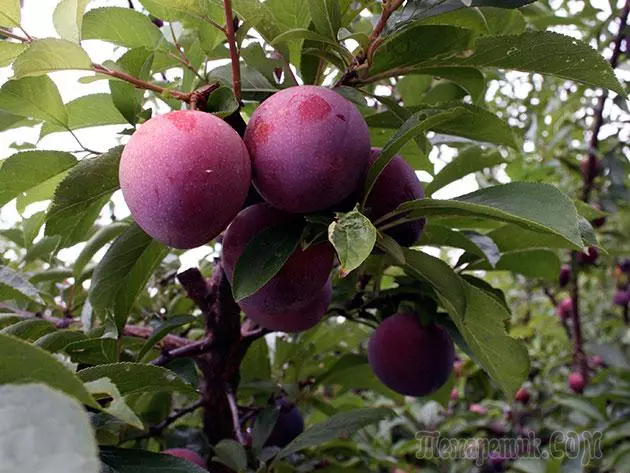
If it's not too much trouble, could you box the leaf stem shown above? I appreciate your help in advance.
[223,0,241,102]
[0,26,31,42]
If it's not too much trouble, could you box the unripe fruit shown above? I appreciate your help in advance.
[120,111,251,249]
[469,403,488,415]
[577,247,599,265]
[163,448,205,468]
[367,313,455,397]
[244,85,370,213]
[364,148,426,247]
[265,399,304,448]
[244,280,332,333]
[556,297,573,321]
[613,289,630,307]
[559,264,571,287]
[514,387,530,404]
[222,203,334,315]
[568,371,586,393]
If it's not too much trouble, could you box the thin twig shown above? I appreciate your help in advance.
[151,336,215,366]
[0,26,30,42]
[134,400,205,440]
[168,23,205,82]
[226,387,246,444]
[222,0,241,102]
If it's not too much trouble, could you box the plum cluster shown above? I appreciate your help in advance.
[120,85,438,395]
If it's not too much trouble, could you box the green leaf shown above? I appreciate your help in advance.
[272,28,349,61]
[89,223,168,330]
[396,183,584,250]
[251,405,280,453]
[402,249,467,321]
[12,38,92,78]
[205,86,239,119]
[82,7,163,49]
[450,281,529,398]
[366,103,518,149]
[100,447,207,473]
[53,0,91,43]
[22,210,46,247]
[213,440,248,472]
[362,108,464,207]
[419,224,500,266]
[137,0,208,21]
[328,209,376,277]
[0,76,67,127]
[40,93,126,138]
[0,150,76,208]
[0,0,21,27]
[45,146,123,248]
[466,249,561,281]
[555,397,606,421]
[109,48,154,126]
[0,319,55,341]
[0,333,97,406]
[370,25,477,76]
[232,219,304,302]
[273,408,394,462]
[426,147,505,195]
[34,331,88,352]
[73,222,129,278]
[136,315,196,362]
[308,0,341,40]
[64,338,118,365]
[78,362,195,396]
[0,41,27,67]
[0,384,100,473]
[84,378,144,428]
[266,0,311,67]
[0,265,44,304]
[413,67,487,103]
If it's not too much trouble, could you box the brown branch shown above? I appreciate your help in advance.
[569,252,589,378]
[150,336,215,366]
[0,26,31,43]
[123,325,191,351]
[336,0,404,86]
[226,387,246,444]
[223,0,241,102]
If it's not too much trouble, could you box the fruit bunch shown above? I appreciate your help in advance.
[120,85,452,397]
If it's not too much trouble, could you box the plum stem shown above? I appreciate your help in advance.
[223,0,242,102]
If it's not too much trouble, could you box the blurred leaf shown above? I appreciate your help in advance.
[100,447,207,473]
[252,405,280,454]
[420,224,500,266]
[73,222,129,278]
[89,223,168,330]
[82,7,163,49]
[328,209,376,277]
[34,331,88,353]
[136,315,197,362]
[0,333,96,406]
[213,440,248,472]
[45,146,122,248]
[0,150,76,208]
[40,93,127,137]
[84,377,144,428]
[0,384,100,473]
[0,265,44,304]
[78,363,195,396]
[12,38,92,78]
[466,249,561,281]
[426,147,505,195]
[273,408,395,462]
[0,0,21,27]
[240,338,271,384]
[0,319,55,341]
[109,48,154,126]
[0,41,27,67]
[53,0,91,43]
[308,0,341,40]
[555,397,606,421]
[0,76,67,126]
[232,219,304,302]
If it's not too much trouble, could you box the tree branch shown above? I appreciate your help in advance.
[226,387,246,444]
[0,26,31,43]
[134,400,205,440]
[223,0,241,102]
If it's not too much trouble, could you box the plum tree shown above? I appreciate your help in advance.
[578,247,599,265]
[120,110,251,249]
[568,371,586,393]
[244,86,370,213]
[364,148,426,247]
[243,280,332,333]
[265,399,305,448]
[556,297,573,321]
[222,203,334,315]
[514,387,530,404]
[559,264,571,287]
[367,312,454,397]
[163,448,206,468]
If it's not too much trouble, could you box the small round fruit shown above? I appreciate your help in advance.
[469,403,488,415]
[568,371,586,393]
[578,247,599,265]
[265,399,304,448]
[120,110,251,249]
[163,448,205,468]
[367,313,455,397]
[244,86,370,213]
[613,289,630,307]
[556,297,573,321]
[589,355,604,369]
[222,203,334,314]
[591,204,606,228]
[364,148,426,247]
[244,280,332,333]
[515,387,530,404]
[559,264,571,288]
